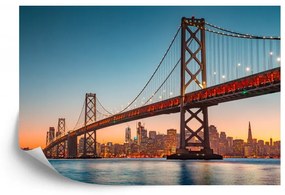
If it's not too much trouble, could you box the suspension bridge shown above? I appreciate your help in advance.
[43,17,280,159]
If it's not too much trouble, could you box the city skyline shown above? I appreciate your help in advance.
[88,120,280,146]
[66,120,279,158]
[19,6,280,149]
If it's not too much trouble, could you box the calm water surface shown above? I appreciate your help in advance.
[49,158,280,185]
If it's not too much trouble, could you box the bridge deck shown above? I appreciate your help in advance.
[43,67,280,152]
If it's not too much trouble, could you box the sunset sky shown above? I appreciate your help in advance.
[19,6,280,149]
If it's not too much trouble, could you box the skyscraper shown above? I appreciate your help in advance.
[247,121,253,145]
[209,125,219,154]
[233,139,244,156]
[125,126,131,143]
[166,129,177,154]
[219,131,227,155]
[137,122,145,145]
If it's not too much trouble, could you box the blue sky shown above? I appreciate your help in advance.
[19,6,280,147]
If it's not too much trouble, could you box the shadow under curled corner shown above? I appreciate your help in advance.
[14,115,79,185]
[15,114,159,189]
[12,115,190,188]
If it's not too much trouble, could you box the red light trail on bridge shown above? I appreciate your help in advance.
[43,67,280,154]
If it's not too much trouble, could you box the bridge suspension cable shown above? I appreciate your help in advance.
[45,17,281,156]
[205,21,280,87]
[96,97,113,115]
[71,19,280,128]
[144,59,180,105]
[69,95,114,131]
[205,22,281,40]
[96,109,111,121]
[66,18,281,132]
[72,100,85,131]
[118,26,182,113]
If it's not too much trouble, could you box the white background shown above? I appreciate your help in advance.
[0,0,284,194]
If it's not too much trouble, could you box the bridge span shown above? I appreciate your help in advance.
[43,17,280,159]
[43,67,280,156]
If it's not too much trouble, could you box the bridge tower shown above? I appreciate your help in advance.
[44,127,56,158]
[56,118,66,158]
[82,93,97,157]
[45,131,51,158]
[169,17,222,159]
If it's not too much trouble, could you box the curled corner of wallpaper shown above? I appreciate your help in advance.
[23,147,57,172]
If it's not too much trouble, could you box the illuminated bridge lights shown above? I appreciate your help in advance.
[184,68,280,104]
[44,68,280,153]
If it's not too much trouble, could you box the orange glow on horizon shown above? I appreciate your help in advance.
[19,107,280,149]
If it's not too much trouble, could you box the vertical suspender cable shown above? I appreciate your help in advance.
[263,39,266,71]
[213,33,217,85]
[210,31,214,86]
[226,36,230,81]
[250,38,253,74]
[222,35,225,81]
[269,40,273,69]
[256,39,259,73]
[217,35,221,83]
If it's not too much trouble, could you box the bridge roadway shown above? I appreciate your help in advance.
[43,67,280,153]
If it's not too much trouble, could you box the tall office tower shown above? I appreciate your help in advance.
[137,122,144,145]
[227,136,234,155]
[247,121,253,145]
[166,129,177,154]
[227,137,233,148]
[233,139,245,156]
[220,132,227,141]
[209,125,219,154]
[219,131,228,155]
[125,126,131,143]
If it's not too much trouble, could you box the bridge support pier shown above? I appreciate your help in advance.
[167,17,222,160]
[56,141,66,158]
[44,149,52,158]
[67,134,77,158]
[168,106,222,160]
[51,145,57,158]
[55,118,66,158]
[82,93,101,158]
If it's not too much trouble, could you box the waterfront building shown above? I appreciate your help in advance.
[219,131,227,155]
[165,129,177,155]
[233,139,244,156]
[226,136,233,155]
[209,125,219,154]
[257,140,265,156]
